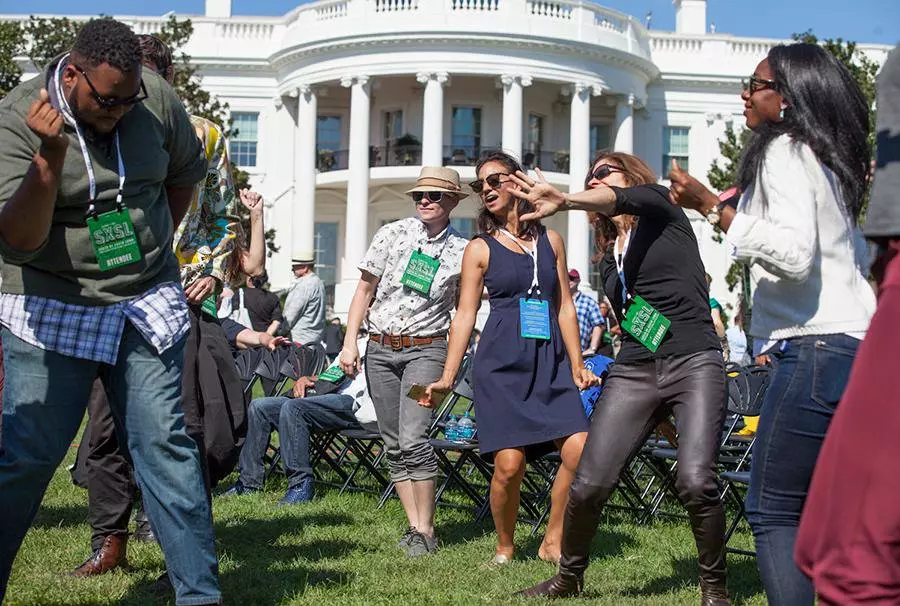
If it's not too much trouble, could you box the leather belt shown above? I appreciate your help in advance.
[369,333,446,351]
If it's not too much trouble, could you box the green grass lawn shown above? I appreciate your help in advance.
[5,436,766,605]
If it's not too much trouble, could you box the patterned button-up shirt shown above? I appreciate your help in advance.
[359,217,467,337]
[0,282,190,365]
[173,116,239,288]
[573,291,603,351]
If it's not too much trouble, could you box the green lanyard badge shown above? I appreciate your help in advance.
[621,295,671,353]
[318,364,346,383]
[201,295,219,318]
[400,249,441,296]
[87,208,142,272]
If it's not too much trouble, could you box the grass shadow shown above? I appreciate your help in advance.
[31,502,91,530]
[622,553,761,604]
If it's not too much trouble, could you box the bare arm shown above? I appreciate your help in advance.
[587,325,602,352]
[431,240,487,393]
[266,320,280,335]
[548,230,588,378]
[339,271,379,376]
[167,185,195,229]
[710,308,726,339]
[240,189,266,277]
[0,90,68,255]
[508,168,618,223]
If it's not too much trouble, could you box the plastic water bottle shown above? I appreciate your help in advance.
[457,411,475,442]
[445,415,459,442]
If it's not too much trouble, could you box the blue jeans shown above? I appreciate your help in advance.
[0,325,220,606]
[239,393,360,490]
[745,334,860,606]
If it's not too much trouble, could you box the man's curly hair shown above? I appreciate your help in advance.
[71,19,142,72]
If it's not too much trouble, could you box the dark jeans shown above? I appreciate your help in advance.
[559,350,727,587]
[0,325,220,606]
[745,334,860,606]
[238,393,361,490]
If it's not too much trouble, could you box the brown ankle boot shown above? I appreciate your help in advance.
[516,573,583,598]
[71,535,129,577]
[700,580,732,606]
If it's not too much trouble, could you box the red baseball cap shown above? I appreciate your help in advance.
[568,269,581,281]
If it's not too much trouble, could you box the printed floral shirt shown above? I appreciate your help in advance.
[173,116,239,288]
[359,217,467,337]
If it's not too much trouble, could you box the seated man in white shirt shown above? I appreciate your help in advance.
[224,338,377,504]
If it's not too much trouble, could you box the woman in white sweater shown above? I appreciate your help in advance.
[669,43,875,605]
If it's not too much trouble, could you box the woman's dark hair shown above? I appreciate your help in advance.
[474,151,541,240]
[584,151,656,257]
[137,34,174,76]
[223,224,247,287]
[738,43,870,221]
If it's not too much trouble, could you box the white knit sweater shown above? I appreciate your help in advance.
[726,134,875,342]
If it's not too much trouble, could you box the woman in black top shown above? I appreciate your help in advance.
[514,152,729,604]
[231,272,284,334]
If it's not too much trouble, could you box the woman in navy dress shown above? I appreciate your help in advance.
[424,151,595,564]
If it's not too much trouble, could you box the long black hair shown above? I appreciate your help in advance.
[474,151,541,240]
[738,43,870,221]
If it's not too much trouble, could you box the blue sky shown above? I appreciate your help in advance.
[1,0,897,45]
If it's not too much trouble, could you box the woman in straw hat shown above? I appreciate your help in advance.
[339,166,469,557]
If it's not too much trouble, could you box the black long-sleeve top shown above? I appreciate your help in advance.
[600,184,721,363]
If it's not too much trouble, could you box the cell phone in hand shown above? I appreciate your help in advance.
[407,383,449,406]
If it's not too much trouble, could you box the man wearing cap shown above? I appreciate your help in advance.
[283,251,326,345]
[568,269,603,356]
[339,167,468,557]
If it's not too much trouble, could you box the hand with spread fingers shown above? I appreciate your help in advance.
[667,159,718,215]
[508,168,568,222]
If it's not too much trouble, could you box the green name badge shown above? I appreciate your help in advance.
[318,365,346,383]
[400,249,440,296]
[88,208,142,272]
[621,295,671,353]
[201,295,218,318]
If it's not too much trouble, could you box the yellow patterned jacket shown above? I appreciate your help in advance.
[173,116,239,288]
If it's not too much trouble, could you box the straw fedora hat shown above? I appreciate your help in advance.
[291,250,315,265]
[405,166,468,199]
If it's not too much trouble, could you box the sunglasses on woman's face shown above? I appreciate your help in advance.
[742,75,778,94]
[590,164,624,181]
[412,191,445,204]
[469,172,509,193]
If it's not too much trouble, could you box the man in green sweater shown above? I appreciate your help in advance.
[0,19,221,606]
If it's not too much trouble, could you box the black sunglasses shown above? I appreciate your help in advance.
[412,191,446,204]
[590,164,624,181]
[469,172,509,193]
[742,75,778,94]
[75,65,148,109]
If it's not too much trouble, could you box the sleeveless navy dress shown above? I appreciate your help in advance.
[473,229,589,460]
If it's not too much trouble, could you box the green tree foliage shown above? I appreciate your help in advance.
[24,16,81,70]
[0,21,23,99]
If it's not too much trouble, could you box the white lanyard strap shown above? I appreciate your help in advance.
[54,55,126,212]
[614,229,632,309]
[498,228,540,296]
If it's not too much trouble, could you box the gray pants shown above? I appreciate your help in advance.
[365,340,446,482]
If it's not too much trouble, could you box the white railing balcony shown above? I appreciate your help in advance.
[282,0,653,63]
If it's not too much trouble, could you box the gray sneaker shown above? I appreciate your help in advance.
[398,526,418,550]
[406,531,438,557]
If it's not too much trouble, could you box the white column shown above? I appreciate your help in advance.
[294,85,318,258]
[417,72,448,167]
[614,93,635,154]
[567,83,594,293]
[268,94,298,292]
[500,74,532,158]
[334,75,372,317]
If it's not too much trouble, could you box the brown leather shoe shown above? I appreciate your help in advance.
[700,580,732,606]
[516,573,583,598]
[70,535,129,577]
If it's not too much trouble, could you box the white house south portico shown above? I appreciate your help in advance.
[7,0,889,318]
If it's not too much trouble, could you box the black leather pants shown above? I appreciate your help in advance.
[559,350,727,588]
